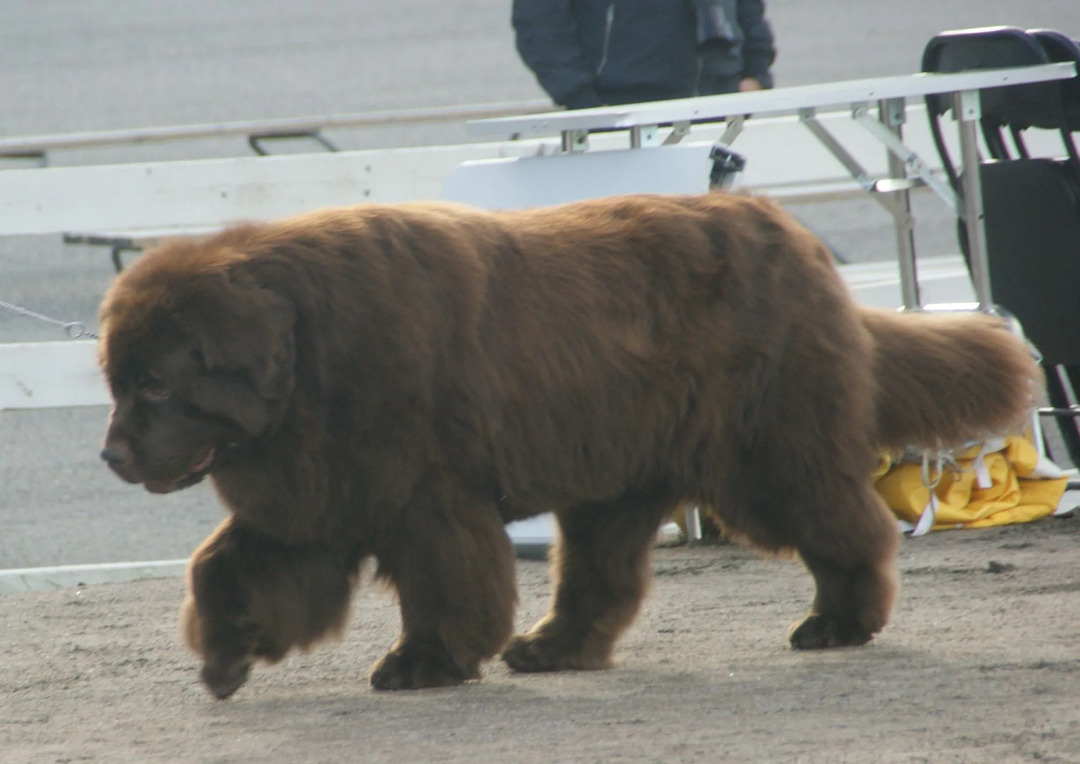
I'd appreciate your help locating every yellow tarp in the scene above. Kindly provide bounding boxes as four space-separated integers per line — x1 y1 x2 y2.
874 436 1069 535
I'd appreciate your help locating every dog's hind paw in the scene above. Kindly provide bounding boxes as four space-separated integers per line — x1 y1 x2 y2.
788 614 874 650
369 642 478 690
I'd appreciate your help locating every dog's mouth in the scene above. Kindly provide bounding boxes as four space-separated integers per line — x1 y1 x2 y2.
144 443 217 494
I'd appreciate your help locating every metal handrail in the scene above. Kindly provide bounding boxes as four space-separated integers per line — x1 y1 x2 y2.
0 99 553 155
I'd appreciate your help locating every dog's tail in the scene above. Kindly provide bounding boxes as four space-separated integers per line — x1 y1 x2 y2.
862 308 1042 452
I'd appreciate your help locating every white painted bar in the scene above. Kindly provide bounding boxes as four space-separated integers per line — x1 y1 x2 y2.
467 64 1078 138
3 110 896 239
0 560 186 594
443 142 715 208
0 341 108 410
0 100 550 155
0 141 557 237
5 107 980 250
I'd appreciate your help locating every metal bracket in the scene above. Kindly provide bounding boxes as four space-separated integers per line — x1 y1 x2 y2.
955 88 982 121
880 96 907 129
629 124 661 148
800 107 880 193
247 130 338 156
561 129 590 153
662 121 692 145
801 107 909 222
0 150 48 169
718 115 745 146
853 106 958 211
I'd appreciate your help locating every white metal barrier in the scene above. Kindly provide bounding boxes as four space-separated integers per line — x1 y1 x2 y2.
0 100 553 157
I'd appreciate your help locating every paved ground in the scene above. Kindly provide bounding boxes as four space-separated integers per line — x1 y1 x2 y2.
5 517 1080 763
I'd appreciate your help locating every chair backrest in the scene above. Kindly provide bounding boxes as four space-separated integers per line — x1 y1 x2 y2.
921 26 1080 183
1029 29 1080 131
922 26 1059 131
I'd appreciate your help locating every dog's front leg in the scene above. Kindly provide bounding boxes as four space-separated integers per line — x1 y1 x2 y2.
371 478 517 690
182 517 357 699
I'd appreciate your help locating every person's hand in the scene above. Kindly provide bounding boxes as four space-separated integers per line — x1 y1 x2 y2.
738 77 764 92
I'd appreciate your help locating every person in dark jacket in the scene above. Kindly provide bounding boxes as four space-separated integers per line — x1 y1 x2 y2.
512 0 777 110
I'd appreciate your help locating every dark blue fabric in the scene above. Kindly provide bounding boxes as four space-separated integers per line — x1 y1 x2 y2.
512 0 775 109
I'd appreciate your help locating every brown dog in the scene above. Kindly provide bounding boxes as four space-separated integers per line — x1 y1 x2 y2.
98 193 1039 699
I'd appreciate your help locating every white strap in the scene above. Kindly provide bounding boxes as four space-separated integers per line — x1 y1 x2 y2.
972 443 993 489
910 494 938 536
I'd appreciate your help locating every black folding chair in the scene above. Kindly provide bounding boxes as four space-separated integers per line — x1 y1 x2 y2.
922 26 1080 470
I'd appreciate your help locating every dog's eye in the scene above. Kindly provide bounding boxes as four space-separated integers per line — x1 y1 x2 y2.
139 378 172 403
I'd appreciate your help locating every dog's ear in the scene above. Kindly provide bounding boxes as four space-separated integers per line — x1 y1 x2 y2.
178 272 297 434
189 273 295 392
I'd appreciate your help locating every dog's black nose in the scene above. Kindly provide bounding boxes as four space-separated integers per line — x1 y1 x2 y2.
100 444 132 466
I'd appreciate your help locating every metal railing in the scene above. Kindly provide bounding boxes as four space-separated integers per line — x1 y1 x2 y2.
0 99 552 158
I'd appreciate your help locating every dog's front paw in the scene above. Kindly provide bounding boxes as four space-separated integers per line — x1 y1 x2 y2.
788 614 873 650
200 656 252 700
369 643 478 690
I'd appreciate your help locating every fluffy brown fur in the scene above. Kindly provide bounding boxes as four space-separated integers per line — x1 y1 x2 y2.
98 193 1040 699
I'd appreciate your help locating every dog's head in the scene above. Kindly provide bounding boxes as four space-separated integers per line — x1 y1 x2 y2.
98 241 296 493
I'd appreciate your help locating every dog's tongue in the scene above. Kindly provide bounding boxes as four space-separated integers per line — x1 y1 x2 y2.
145 478 179 494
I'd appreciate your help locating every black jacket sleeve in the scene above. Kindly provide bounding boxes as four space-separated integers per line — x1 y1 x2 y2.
511 0 604 108
736 0 776 88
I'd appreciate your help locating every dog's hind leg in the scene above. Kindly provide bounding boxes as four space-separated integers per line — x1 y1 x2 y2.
787 482 900 649
502 489 673 673
370 474 518 690
707 324 899 650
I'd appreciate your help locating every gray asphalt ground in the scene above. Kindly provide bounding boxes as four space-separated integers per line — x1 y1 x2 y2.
7 520 1080 762
3 1 1080 569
